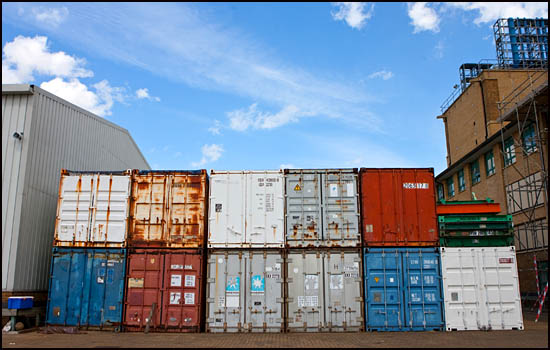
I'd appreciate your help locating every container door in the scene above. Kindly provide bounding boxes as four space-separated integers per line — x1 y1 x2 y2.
245 251 284 332
286 172 322 247
131 174 169 246
402 249 444 331
169 174 206 248
477 247 523 330
287 251 324 331
47 248 87 326
364 248 404 331
322 171 360 247
324 250 363 331
90 175 130 245
207 252 246 332
55 175 95 245
162 251 202 331
441 247 487 331
247 172 285 247
124 251 164 330
209 173 246 247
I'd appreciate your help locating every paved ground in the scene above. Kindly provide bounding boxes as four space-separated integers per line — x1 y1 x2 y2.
3 312 547 348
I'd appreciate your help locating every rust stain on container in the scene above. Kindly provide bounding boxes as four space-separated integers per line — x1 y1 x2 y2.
128 170 208 248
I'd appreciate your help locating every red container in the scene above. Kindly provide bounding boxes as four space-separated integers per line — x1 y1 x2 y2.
360 168 438 246
123 248 204 332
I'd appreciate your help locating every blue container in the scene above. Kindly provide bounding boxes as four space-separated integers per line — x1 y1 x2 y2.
363 247 444 331
8 297 34 309
46 247 126 329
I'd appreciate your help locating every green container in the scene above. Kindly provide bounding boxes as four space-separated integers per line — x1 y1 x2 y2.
440 235 514 247
438 214 513 231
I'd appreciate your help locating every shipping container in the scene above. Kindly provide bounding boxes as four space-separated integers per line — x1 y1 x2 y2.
54 171 132 248
286 249 363 332
363 247 444 332
208 171 285 248
440 246 523 331
46 247 126 329
128 170 208 248
206 249 284 332
360 168 438 246
285 169 360 248
123 248 203 332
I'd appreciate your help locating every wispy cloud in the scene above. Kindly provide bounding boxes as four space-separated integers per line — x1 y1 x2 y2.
31 6 69 27
407 2 440 33
136 88 160 102
368 70 394 80
331 2 375 30
191 144 224 168
445 2 548 25
3 3 381 131
208 120 222 135
228 103 303 132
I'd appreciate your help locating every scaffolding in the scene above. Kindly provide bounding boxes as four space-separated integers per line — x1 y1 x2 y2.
494 18 548 69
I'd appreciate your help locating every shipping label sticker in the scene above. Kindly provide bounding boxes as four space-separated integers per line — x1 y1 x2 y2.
365 224 373 233
329 184 338 197
226 276 240 294
330 275 343 290
97 276 105 284
184 265 193 270
184 292 195 305
128 278 144 288
346 183 354 197
389 277 395 283
171 274 182 287
499 258 513 264
185 275 196 287
170 292 181 305
294 184 302 191
251 275 265 294
171 264 184 270
305 275 319 290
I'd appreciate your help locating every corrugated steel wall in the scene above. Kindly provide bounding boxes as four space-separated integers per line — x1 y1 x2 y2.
2 85 150 292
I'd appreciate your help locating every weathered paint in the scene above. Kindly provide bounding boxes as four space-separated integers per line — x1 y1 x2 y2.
285 169 360 248
54 171 132 247
46 247 126 329
286 249 363 332
206 249 284 332
440 246 523 331
208 171 285 248
129 170 208 248
360 168 438 246
363 247 444 332
123 248 204 332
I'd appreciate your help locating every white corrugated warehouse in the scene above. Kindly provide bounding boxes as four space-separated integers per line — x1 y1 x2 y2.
2 84 150 300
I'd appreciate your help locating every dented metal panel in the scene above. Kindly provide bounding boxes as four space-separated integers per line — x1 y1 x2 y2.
286 249 363 332
286 169 360 247
129 170 207 248
206 250 284 332
123 248 203 332
208 171 284 248
440 246 523 331
54 171 131 247
360 168 438 246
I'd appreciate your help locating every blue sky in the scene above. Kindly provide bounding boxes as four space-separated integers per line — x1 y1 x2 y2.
2 3 548 174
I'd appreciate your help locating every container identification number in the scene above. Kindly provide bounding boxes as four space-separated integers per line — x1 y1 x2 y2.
403 183 429 189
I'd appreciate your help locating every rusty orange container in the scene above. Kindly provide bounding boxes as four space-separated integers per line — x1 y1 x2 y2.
128 170 208 248
360 168 438 246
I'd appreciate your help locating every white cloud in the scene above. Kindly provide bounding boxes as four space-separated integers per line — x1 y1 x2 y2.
331 2 374 30
2 35 93 84
368 70 394 80
407 2 440 33
445 2 548 25
208 120 222 135
191 144 224 167
228 103 302 132
40 78 124 117
31 6 69 27
136 88 160 102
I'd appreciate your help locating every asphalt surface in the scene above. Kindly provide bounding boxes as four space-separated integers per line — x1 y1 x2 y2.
3 312 547 348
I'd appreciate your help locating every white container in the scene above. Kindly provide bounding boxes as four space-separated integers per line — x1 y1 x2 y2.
440 246 524 331
54 172 131 247
208 171 284 248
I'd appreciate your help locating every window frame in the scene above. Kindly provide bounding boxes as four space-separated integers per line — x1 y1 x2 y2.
485 150 495 177
470 160 481 186
503 137 516 166
522 123 537 154
437 183 444 201
446 177 455 198
458 168 466 192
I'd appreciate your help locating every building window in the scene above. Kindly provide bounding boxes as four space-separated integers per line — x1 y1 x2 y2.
522 123 537 154
503 137 516 166
458 169 465 192
470 160 481 185
447 177 455 198
485 150 495 176
437 183 444 201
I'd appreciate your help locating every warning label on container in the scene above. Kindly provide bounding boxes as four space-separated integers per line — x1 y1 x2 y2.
185 275 196 287
128 278 144 288
294 184 301 191
184 292 195 305
171 274 182 287
170 292 181 305
403 183 429 189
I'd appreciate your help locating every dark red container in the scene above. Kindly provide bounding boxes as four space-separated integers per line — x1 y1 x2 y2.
360 168 438 246
123 249 204 332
